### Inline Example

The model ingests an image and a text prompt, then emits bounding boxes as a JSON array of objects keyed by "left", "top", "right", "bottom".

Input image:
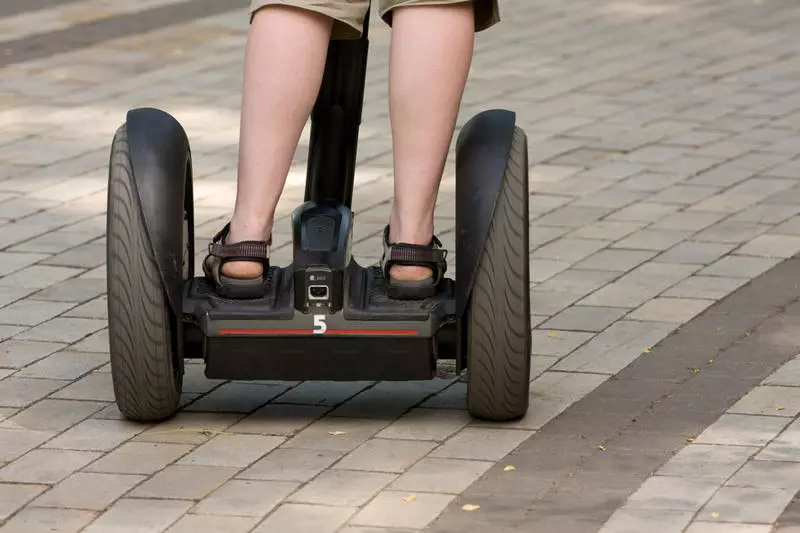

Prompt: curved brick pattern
[{"left": 3, "top": 0, "right": 800, "bottom": 532}]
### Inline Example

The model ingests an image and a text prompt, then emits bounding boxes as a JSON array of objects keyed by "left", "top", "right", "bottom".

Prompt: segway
[{"left": 106, "top": 10, "right": 531, "bottom": 423}]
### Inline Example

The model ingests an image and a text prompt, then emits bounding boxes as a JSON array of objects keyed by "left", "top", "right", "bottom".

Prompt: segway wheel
[
  {"left": 466, "top": 126, "right": 531, "bottom": 422},
  {"left": 107, "top": 124, "right": 183, "bottom": 422}
]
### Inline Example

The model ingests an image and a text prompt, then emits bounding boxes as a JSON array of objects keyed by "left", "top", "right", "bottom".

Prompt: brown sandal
[
  {"left": 202, "top": 222, "right": 271, "bottom": 299},
  {"left": 380, "top": 225, "right": 448, "bottom": 300}
]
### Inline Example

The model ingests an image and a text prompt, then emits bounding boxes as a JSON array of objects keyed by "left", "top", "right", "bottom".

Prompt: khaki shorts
[{"left": 250, "top": 0, "right": 500, "bottom": 40}]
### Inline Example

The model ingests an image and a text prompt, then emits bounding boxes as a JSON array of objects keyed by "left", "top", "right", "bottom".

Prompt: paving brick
[
  {"left": 574, "top": 249, "right": 656, "bottom": 272},
  {"left": 8, "top": 398, "right": 105, "bottom": 432},
  {"left": 61, "top": 296, "right": 107, "bottom": 319},
  {"left": 85, "top": 441, "right": 194, "bottom": 475},
  {"left": 389, "top": 457, "right": 493, "bottom": 494},
  {"left": 599, "top": 508, "right": 694, "bottom": 533},
  {"left": 272, "top": 380, "right": 373, "bottom": 406},
  {"left": 0, "top": 482, "right": 47, "bottom": 521},
  {"left": 763, "top": 357, "right": 800, "bottom": 387},
  {"left": 700, "top": 255, "right": 780, "bottom": 278},
  {"left": 628, "top": 297, "right": 714, "bottom": 324},
  {"left": 428, "top": 428, "right": 533, "bottom": 461},
  {"left": 655, "top": 241, "right": 736, "bottom": 265},
  {"left": 15, "top": 350, "right": 107, "bottom": 379},
  {"left": 529, "top": 259, "right": 571, "bottom": 283},
  {"left": 33, "top": 471, "right": 145, "bottom": 511},
  {"left": 251, "top": 503, "right": 355, "bottom": 533},
  {"left": 730, "top": 204, "right": 800, "bottom": 225},
  {"left": 375, "top": 408, "right": 471, "bottom": 441},
  {"left": 0, "top": 507, "right": 96, "bottom": 533},
  {"left": 282, "top": 417, "right": 389, "bottom": 452},
  {"left": 726, "top": 460, "right": 800, "bottom": 491},
  {"left": 192, "top": 479, "right": 298, "bottom": 517},
  {"left": 554, "top": 320, "right": 674, "bottom": 374},
  {"left": 0, "top": 377, "right": 67, "bottom": 407},
  {"left": 0, "top": 265, "right": 82, "bottom": 290},
  {"left": 0, "top": 299, "right": 73, "bottom": 326},
  {"left": 129, "top": 464, "right": 240, "bottom": 500},
  {"left": 534, "top": 206, "right": 610, "bottom": 228},
  {"left": 0, "top": 339, "right": 65, "bottom": 368},
  {"left": 226, "top": 403, "right": 328, "bottom": 436},
  {"left": 569, "top": 220, "right": 646, "bottom": 241},
  {"left": 238, "top": 448, "right": 343, "bottom": 482},
  {"left": 663, "top": 275, "right": 749, "bottom": 300},
  {"left": 579, "top": 263, "right": 698, "bottom": 308},
  {"left": 333, "top": 438, "right": 437, "bottom": 473},
  {"left": 737, "top": 234, "right": 800, "bottom": 258},
  {"left": 350, "top": 491, "right": 456, "bottom": 529},
  {"left": 50, "top": 372, "right": 114, "bottom": 401},
  {"left": 31, "top": 278, "right": 106, "bottom": 303},
  {"left": 648, "top": 185, "right": 721, "bottom": 205},
  {"left": 540, "top": 305, "right": 628, "bottom": 332},
  {"left": 184, "top": 382, "right": 287, "bottom": 413},
  {"left": 606, "top": 202, "right": 682, "bottom": 223},
  {"left": 694, "top": 221, "right": 771, "bottom": 244},
  {"left": 44, "top": 418, "right": 145, "bottom": 452},
  {"left": 165, "top": 515, "right": 260, "bottom": 533},
  {"left": 612, "top": 229, "right": 695, "bottom": 252},
  {"left": 685, "top": 524, "right": 773, "bottom": 533},
  {"left": 700, "top": 486, "right": 795, "bottom": 523},
  {"left": 696, "top": 414, "right": 791, "bottom": 447},
  {"left": 82, "top": 498, "right": 193, "bottom": 533},
  {"left": 531, "top": 329, "right": 595, "bottom": 357},
  {"left": 328, "top": 380, "right": 451, "bottom": 419},
  {"left": 67, "top": 328, "right": 108, "bottom": 352},
  {"left": 288, "top": 469, "right": 396, "bottom": 507},
  {"left": 15, "top": 316, "right": 105, "bottom": 343},
  {"left": 625, "top": 476, "right": 720, "bottom": 511},
  {"left": 134, "top": 412, "right": 241, "bottom": 445},
  {"left": 177, "top": 433, "right": 284, "bottom": 468},
  {"left": 656, "top": 444, "right": 758, "bottom": 481},
  {"left": 728, "top": 386, "right": 800, "bottom": 417},
  {"left": 0, "top": 448, "right": 101, "bottom": 483}
]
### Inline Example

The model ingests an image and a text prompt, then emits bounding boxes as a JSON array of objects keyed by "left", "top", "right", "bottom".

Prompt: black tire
[
  {"left": 107, "top": 124, "right": 184, "bottom": 422},
  {"left": 466, "top": 126, "right": 531, "bottom": 422}
]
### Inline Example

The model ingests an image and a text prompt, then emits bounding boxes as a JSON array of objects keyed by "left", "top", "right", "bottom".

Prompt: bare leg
[
  {"left": 388, "top": 3, "right": 475, "bottom": 281},
  {"left": 222, "top": 6, "right": 332, "bottom": 279}
]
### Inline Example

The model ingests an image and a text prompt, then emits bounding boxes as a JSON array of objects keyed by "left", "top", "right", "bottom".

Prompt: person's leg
[
  {"left": 386, "top": 3, "right": 476, "bottom": 282},
  {"left": 220, "top": 5, "right": 333, "bottom": 280}
]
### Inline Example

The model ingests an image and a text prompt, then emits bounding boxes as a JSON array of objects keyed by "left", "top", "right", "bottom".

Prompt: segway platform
[{"left": 105, "top": 10, "right": 532, "bottom": 424}]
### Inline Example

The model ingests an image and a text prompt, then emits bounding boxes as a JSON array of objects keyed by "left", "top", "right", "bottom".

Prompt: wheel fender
[
  {"left": 124, "top": 107, "right": 192, "bottom": 314},
  {"left": 454, "top": 109, "right": 517, "bottom": 317}
]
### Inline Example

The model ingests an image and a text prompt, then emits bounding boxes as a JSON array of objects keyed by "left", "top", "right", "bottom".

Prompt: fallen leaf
[
  {"left": 777, "top": 407, "right": 785, "bottom": 411},
  {"left": 462, "top": 504, "right": 480, "bottom": 512},
  {"left": 598, "top": 445, "right": 607, "bottom": 451},
  {"left": 403, "top": 494, "right": 417, "bottom": 503},
  {"left": 504, "top": 465, "right": 516, "bottom": 472},
  {"left": 693, "top": 368, "right": 700, "bottom": 374},
  {"left": 711, "top": 512, "right": 720, "bottom": 519},
  {"left": 643, "top": 348, "right": 651, "bottom": 353},
  {"left": 686, "top": 436, "right": 696, "bottom": 443},
  {"left": 328, "top": 431, "right": 347, "bottom": 436},
  {"left": 547, "top": 333, "right": 559, "bottom": 338}
]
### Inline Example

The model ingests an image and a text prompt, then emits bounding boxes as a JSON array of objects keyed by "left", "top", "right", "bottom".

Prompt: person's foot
[{"left": 218, "top": 221, "right": 271, "bottom": 280}]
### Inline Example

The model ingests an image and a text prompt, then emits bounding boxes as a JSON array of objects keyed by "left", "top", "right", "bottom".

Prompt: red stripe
[{"left": 219, "top": 329, "right": 418, "bottom": 336}]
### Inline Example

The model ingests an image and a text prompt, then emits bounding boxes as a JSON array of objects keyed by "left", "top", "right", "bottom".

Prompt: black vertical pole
[{"left": 304, "top": 9, "right": 371, "bottom": 208}]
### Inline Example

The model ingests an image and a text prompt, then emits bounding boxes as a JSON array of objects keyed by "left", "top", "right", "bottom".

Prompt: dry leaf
[
  {"left": 686, "top": 436, "right": 696, "bottom": 443},
  {"left": 403, "top": 494, "right": 417, "bottom": 503},
  {"left": 547, "top": 333, "right": 559, "bottom": 338},
  {"left": 711, "top": 512, "right": 720, "bottom": 519},
  {"left": 462, "top": 504, "right": 480, "bottom": 512},
  {"left": 328, "top": 431, "right": 347, "bottom": 436},
  {"left": 598, "top": 445, "right": 607, "bottom": 451},
  {"left": 504, "top": 465, "right": 516, "bottom": 471},
  {"left": 693, "top": 368, "right": 700, "bottom": 374},
  {"left": 643, "top": 348, "right": 651, "bottom": 353},
  {"left": 777, "top": 407, "right": 785, "bottom": 411}
]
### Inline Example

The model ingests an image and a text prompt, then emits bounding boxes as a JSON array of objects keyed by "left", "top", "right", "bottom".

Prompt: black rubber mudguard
[
  {"left": 124, "top": 107, "right": 192, "bottom": 314},
  {"left": 454, "top": 109, "right": 518, "bottom": 318}
]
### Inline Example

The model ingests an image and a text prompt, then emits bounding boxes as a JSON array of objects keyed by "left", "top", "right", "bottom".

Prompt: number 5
[{"left": 313, "top": 315, "right": 327, "bottom": 334}]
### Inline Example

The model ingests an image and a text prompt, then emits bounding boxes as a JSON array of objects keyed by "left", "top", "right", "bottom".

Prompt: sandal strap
[
  {"left": 381, "top": 225, "right": 448, "bottom": 283},
  {"left": 208, "top": 240, "right": 270, "bottom": 261}
]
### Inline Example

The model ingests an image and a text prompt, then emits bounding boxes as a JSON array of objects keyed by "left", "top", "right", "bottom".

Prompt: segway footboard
[{"left": 183, "top": 266, "right": 457, "bottom": 382}]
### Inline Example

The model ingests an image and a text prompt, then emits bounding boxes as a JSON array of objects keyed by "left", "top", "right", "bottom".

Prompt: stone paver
[{"left": 4, "top": 0, "right": 800, "bottom": 531}]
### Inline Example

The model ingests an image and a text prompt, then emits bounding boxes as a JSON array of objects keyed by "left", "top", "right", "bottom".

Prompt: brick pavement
[{"left": 3, "top": 0, "right": 800, "bottom": 531}]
